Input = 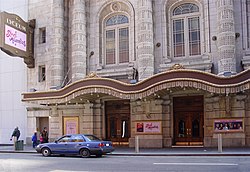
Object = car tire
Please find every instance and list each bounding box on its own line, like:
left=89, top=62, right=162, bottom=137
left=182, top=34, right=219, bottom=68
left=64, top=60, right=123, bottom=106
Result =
left=42, top=147, right=51, bottom=157
left=80, top=149, right=90, bottom=158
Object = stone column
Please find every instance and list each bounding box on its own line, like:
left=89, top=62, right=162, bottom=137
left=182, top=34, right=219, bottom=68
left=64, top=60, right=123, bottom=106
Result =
left=51, top=0, right=65, bottom=87
left=71, top=0, right=87, bottom=82
left=137, top=0, right=154, bottom=81
left=217, top=0, right=236, bottom=76
left=49, top=107, right=60, bottom=141
left=81, top=103, right=94, bottom=134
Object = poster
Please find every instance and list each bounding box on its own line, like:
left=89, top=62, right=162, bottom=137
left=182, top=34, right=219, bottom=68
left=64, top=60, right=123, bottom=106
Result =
left=135, top=121, right=161, bottom=134
left=63, top=117, right=79, bottom=135
left=214, top=118, right=243, bottom=133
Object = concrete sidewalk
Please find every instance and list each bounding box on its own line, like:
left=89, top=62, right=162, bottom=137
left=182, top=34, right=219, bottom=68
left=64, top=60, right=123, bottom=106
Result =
left=1, top=145, right=250, bottom=156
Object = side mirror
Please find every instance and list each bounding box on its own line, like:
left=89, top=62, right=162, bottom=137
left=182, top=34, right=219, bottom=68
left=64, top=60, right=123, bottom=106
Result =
left=55, top=140, right=58, bottom=143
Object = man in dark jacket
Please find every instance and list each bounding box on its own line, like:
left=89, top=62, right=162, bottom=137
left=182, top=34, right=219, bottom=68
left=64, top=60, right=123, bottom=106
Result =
left=10, top=127, right=20, bottom=141
left=10, top=127, right=20, bottom=150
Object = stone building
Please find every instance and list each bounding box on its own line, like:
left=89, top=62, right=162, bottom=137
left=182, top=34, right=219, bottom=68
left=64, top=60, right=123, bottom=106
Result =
left=22, top=0, right=250, bottom=148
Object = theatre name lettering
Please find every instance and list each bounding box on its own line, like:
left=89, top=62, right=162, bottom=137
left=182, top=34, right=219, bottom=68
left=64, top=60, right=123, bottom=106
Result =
left=0, top=11, right=35, bottom=68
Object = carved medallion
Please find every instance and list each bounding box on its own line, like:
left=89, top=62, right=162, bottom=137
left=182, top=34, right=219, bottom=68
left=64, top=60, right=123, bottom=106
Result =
left=169, top=64, right=185, bottom=70
left=111, top=2, right=121, bottom=11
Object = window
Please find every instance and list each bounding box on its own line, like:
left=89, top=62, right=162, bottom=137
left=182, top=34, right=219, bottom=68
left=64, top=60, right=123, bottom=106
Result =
left=70, top=135, right=85, bottom=142
left=172, top=3, right=201, bottom=57
left=39, top=27, right=46, bottom=44
left=58, top=135, right=71, bottom=143
left=105, top=15, right=129, bottom=65
left=39, top=65, right=46, bottom=82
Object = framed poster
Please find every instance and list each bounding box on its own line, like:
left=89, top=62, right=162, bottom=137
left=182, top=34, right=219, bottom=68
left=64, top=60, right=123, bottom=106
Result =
left=63, top=117, right=79, bottom=135
left=214, top=118, right=243, bottom=133
left=135, top=121, right=162, bottom=134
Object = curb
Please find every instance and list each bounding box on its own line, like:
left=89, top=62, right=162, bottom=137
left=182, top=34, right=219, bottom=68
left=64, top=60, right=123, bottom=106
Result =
left=1, top=150, right=250, bottom=156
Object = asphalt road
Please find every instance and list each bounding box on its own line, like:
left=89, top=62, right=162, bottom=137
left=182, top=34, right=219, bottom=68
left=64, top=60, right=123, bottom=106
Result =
left=0, top=153, right=249, bottom=172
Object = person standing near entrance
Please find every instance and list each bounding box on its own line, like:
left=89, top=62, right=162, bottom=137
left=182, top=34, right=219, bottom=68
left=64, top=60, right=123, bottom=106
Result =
left=31, top=131, right=38, bottom=148
left=41, top=127, right=48, bottom=143
left=10, top=127, right=20, bottom=149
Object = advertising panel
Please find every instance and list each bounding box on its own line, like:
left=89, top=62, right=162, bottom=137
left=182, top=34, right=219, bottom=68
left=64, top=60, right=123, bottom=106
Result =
left=214, top=118, right=243, bottom=133
left=135, top=121, right=162, bottom=134
left=0, top=11, right=34, bottom=68
left=63, top=117, right=79, bottom=135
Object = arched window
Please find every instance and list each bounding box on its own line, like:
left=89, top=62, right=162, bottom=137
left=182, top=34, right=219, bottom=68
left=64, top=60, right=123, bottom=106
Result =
left=105, top=15, right=129, bottom=65
left=172, top=3, right=201, bottom=57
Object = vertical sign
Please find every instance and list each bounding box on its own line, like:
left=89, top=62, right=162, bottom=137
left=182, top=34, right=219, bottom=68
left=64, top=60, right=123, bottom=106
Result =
left=0, top=11, right=35, bottom=68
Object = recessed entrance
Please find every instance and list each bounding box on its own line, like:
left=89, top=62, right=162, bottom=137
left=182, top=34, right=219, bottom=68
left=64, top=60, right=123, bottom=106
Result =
left=173, top=96, right=204, bottom=146
left=105, top=100, right=130, bottom=146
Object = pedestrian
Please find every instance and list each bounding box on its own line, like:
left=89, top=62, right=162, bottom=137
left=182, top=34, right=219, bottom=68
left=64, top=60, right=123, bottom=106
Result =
left=41, top=127, right=48, bottom=143
left=31, top=132, right=38, bottom=148
left=10, top=127, right=20, bottom=149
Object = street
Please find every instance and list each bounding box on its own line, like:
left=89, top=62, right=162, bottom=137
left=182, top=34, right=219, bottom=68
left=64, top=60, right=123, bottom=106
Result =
left=0, top=153, right=250, bottom=172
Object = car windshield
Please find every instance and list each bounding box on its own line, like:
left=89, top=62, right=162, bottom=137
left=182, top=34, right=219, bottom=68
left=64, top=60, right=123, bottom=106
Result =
left=85, top=135, right=101, bottom=141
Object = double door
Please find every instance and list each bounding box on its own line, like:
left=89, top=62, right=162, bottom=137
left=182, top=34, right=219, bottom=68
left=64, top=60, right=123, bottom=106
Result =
left=106, top=114, right=130, bottom=145
left=105, top=100, right=130, bottom=146
left=174, top=112, right=203, bottom=145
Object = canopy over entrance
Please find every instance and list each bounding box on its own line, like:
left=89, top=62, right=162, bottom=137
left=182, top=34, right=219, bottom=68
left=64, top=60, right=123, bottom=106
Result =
left=22, top=68, right=250, bottom=106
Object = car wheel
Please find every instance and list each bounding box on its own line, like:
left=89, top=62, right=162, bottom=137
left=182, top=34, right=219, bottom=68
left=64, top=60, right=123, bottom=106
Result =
left=42, top=148, right=51, bottom=157
left=80, top=149, right=90, bottom=158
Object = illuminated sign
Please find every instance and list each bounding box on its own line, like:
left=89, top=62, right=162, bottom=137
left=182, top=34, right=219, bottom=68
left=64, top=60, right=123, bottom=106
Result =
left=0, top=11, right=35, bottom=68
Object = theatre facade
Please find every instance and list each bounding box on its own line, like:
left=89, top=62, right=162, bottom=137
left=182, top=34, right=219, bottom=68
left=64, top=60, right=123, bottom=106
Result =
left=22, top=0, right=250, bottom=148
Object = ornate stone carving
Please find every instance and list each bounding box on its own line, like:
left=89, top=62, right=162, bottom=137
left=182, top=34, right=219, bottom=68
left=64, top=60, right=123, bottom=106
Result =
left=217, top=0, right=236, bottom=75
left=111, top=2, right=121, bottom=11
left=86, top=72, right=99, bottom=78
left=169, top=64, right=185, bottom=70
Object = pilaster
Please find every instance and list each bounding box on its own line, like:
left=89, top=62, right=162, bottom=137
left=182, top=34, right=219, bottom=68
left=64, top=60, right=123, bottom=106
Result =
left=136, top=0, right=154, bottom=81
left=217, top=0, right=236, bottom=76
left=50, top=0, right=65, bottom=87
left=71, top=0, right=87, bottom=82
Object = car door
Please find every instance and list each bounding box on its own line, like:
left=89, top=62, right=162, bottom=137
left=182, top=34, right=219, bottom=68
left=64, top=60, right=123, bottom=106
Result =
left=66, top=135, right=86, bottom=154
left=52, top=135, right=71, bottom=154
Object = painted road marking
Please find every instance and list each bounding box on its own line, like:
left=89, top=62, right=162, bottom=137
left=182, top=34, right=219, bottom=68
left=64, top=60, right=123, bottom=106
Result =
left=153, top=162, right=238, bottom=166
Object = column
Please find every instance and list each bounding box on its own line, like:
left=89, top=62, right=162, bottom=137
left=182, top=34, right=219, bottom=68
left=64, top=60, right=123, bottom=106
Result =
left=51, top=0, right=65, bottom=87
left=137, top=0, right=154, bottom=81
left=217, top=0, right=236, bottom=76
left=71, top=0, right=87, bottom=82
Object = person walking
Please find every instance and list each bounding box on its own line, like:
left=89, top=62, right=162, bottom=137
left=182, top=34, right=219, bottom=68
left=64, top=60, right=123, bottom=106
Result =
left=31, top=132, right=38, bottom=148
left=10, top=127, right=20, bottom=149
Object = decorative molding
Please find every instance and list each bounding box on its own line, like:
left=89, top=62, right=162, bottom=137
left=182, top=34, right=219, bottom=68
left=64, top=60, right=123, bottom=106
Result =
left=85, top=72, right=99, bottom=78
left=22, top=69, right=250, bottom=105
left=169, top=64, right=185, bottom=70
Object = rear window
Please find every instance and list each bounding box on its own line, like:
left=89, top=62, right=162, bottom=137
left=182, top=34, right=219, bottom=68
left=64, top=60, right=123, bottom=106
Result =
left=85, top=135, right=101, bottom=141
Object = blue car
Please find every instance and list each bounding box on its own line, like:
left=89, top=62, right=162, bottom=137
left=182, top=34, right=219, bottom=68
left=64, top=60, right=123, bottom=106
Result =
left=35, top=134, right=114, bottom=158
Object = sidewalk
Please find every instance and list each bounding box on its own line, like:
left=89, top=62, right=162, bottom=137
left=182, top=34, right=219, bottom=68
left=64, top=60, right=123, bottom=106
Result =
left=1, top=145, right=250, bottom=156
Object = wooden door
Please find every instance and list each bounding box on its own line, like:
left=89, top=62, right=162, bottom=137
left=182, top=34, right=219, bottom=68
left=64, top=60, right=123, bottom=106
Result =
left=105, top=100, right=130, bottom=146
left=173, top=96, right=204, bottom=146
left=174, top=112, right=203, bottom=145
left=107, top=114, right=130, bottom=143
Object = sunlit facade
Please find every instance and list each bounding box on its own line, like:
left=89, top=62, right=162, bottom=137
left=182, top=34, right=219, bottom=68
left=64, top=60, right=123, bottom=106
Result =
left=22, top=0, right=250, bottom=148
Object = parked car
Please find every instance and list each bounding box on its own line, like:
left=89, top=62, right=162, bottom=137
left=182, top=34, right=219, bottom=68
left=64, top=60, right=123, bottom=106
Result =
left=35, top=134, right=114, bottom=158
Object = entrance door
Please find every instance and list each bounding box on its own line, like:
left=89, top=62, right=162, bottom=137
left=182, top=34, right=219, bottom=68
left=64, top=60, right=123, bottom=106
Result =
left=173, top=96, right=204, bottom=146
left=105, top=100, right=130, bottom=146
left=174, top=112, right=203, bottom=146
